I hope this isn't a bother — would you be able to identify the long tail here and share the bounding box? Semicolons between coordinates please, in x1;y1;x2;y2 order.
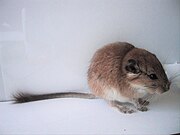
13;92;97;103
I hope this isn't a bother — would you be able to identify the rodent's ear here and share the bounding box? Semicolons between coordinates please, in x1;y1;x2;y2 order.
125;59;140;74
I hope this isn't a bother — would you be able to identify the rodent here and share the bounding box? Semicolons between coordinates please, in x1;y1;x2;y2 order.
13;42;170;114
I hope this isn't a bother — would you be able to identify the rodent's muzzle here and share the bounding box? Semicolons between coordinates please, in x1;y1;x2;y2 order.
163;81;171;92
156;81;170;94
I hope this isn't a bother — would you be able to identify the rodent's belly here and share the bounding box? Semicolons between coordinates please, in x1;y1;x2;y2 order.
102;87;130;103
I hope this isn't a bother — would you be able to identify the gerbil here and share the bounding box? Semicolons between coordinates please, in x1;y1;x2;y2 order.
13;42;170;114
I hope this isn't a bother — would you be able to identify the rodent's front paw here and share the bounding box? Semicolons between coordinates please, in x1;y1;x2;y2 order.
137;106;148;112
138;98;150;106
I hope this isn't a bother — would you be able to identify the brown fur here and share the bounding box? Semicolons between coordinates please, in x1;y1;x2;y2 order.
88;42;134;98
88;42;170;103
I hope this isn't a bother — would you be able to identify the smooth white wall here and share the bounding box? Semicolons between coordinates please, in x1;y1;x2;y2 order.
0;0;180;100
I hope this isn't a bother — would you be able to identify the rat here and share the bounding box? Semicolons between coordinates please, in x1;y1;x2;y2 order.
13;42;170;114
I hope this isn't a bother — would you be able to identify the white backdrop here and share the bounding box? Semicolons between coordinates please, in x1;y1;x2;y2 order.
0;0;180;100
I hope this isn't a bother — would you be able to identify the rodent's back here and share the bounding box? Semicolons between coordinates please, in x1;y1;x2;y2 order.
88;42;170;99
87;42;134;97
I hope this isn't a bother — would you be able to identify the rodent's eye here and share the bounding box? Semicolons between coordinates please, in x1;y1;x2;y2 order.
148;74;158;80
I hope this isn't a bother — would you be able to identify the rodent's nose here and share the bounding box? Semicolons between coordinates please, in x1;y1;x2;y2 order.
164;82;170;92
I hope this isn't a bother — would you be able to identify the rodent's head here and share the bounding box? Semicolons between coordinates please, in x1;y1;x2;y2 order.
123;48;170;94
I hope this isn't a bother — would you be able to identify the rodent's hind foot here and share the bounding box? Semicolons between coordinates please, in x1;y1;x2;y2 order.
118;106;136;114
109;100;136;114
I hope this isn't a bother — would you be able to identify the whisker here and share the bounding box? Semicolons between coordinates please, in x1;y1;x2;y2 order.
170;82;178;86
144;85;158;89
141;94;155;107
144;94;153;101
169;73;180;82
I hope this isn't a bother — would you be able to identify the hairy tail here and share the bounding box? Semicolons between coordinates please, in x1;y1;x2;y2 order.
13;92;97;103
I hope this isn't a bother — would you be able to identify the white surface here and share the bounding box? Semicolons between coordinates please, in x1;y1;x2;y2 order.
0;64;180;134
0;87;179;134
0;0;180;100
